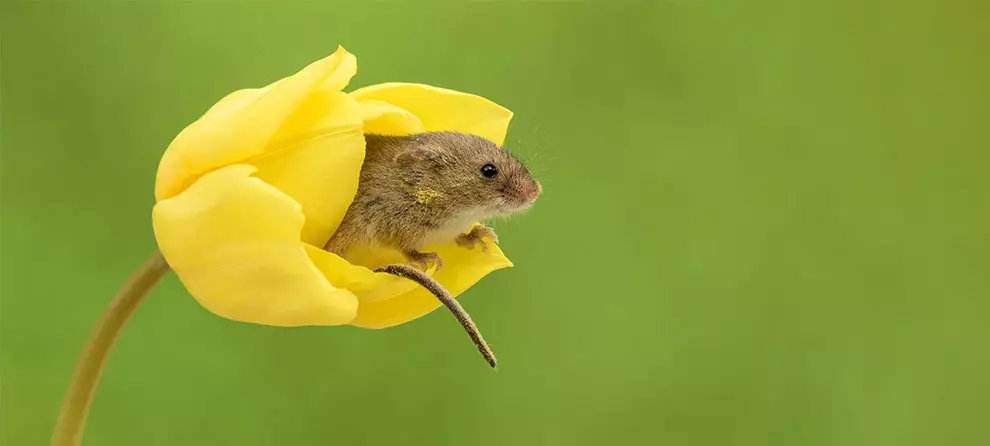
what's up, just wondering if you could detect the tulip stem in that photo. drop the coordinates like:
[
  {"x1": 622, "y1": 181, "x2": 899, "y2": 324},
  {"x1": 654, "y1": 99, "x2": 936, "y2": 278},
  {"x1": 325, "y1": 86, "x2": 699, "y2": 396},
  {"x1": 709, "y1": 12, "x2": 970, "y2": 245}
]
[
  {"x1": 52, "y1": 251, "x2": 170, "y2": 446},
  {"x1": 375, "y1": 264, "x2": 497, "y2": 369},
  {"x1": 51, "y1": 253, "x2": 493, "y2": 445}
]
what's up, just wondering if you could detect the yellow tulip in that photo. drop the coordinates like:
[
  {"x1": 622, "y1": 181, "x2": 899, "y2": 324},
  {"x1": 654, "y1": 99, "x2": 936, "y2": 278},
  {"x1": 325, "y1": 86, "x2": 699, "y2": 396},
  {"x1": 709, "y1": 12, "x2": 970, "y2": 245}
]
[{"x1": 152, "y1": 47, "x2": 515, "y2": 329}]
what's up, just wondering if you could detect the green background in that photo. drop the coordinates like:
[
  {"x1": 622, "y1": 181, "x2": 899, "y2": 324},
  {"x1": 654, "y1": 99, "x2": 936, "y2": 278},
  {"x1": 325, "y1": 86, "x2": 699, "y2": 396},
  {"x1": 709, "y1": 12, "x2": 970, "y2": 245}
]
[{"x1": 2, "y1": 1, "x2": 988, "y2": 445}]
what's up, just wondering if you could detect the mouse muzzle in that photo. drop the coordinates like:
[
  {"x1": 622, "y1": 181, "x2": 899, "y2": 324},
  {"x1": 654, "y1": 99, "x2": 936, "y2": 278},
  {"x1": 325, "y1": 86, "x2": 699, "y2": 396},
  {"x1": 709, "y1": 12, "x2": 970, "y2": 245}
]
[{"x1": 502, "y1": 178, "x2": 541, "y2": 213}]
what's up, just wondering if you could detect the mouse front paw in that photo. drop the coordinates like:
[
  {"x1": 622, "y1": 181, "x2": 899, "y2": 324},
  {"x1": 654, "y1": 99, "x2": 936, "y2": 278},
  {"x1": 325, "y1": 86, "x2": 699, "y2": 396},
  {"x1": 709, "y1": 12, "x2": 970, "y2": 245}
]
[
  {"x1": 403, "y1": 249, "x2": 443, "y2": 271},
  {"x1": 456, "y1": 225, "x2": 499, "y2": 252}
]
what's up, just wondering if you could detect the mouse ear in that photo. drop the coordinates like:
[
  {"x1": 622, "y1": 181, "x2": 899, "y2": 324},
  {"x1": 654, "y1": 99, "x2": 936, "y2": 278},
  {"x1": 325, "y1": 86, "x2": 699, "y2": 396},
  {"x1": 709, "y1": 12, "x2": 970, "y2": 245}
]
[{"x1": 393, "y1": 147, "x2": 450, "y2": 183}]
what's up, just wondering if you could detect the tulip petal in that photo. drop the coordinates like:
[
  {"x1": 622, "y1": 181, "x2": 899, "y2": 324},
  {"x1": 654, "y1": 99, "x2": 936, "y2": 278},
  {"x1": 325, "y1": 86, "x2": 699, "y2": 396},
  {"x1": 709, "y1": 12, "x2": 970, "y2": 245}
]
[
  {"x1": 156, "y1": 47, "x2": 357, "y2": 201},
  {"x1": 250, "y1": 91, "x2": 365, "y2": 248},
  {"x1": 357, "y1": 99, "x2": 425, "y2": 135},
  {"x1": 152, "y1": 164, "x2": 359, "y2": 326},
  {"x1": 197, "y1": 80, "x2": 282, "y2": 122},
  {"x1": 343, "y1": 234, "x2": 514, "y2": 329},
  {"x1": 350, "y1": 83, "x2": 512, "y2": 145},
  {"x1": 303, "y1": 244, "x2": 421, "y2": 303}
]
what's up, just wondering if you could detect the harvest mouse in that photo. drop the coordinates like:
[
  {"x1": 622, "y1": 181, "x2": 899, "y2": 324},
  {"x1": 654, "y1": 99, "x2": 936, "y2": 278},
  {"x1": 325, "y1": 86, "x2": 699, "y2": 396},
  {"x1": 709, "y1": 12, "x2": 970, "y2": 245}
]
[{"x1": 324, "y1": 131, "x2": 541, "y2": 270}]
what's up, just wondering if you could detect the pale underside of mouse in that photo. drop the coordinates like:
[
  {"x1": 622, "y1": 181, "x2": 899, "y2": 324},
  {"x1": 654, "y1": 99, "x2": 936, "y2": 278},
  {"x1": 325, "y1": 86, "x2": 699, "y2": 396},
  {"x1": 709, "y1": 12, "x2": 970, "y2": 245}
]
[{"x1": 324, "y1": 131, "x2": 541, "y2": 270}]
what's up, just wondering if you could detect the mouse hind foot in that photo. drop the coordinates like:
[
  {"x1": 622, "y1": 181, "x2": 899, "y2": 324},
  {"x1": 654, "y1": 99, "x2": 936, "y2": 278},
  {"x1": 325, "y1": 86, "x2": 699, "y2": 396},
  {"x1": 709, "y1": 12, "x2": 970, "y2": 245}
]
[{"x1": 403, "y1": 249, "x2": 443, "y2": 272}]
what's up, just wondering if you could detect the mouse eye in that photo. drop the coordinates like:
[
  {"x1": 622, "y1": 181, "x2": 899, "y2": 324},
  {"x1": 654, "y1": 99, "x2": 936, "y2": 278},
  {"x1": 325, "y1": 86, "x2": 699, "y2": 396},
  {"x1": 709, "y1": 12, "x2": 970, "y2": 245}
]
[{"x1": 480, "y1": 163, "x2": 498, "y2": 179}]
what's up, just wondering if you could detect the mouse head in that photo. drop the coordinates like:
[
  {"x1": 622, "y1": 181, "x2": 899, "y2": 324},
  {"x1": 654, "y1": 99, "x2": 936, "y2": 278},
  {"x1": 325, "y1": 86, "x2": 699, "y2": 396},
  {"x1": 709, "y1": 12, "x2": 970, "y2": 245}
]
[{"x1": 396, "y1": 131, "x2": 541, "y2": 217}]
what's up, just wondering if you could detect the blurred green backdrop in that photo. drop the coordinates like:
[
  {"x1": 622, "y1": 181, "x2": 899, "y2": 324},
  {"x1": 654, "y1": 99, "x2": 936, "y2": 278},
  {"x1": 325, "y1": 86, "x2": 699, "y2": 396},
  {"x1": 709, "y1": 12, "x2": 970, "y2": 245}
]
[{"x1": 2, "y1": 1, "x2": 988, "y2": 445}]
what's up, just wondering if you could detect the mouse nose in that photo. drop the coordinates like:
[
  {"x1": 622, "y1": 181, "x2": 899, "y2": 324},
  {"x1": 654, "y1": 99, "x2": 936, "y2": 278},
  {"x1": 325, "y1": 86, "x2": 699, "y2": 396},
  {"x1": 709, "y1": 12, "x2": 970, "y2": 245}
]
[{"x1": 528, "y1": 181, "x2": 542, "y2": 201}]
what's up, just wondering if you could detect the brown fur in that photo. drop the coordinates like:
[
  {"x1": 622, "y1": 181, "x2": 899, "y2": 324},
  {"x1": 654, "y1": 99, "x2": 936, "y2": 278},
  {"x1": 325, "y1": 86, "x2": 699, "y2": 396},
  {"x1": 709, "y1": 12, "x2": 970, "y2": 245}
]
[{"x1": 325, "y1": 131, "x2": 540, "y2": 267}]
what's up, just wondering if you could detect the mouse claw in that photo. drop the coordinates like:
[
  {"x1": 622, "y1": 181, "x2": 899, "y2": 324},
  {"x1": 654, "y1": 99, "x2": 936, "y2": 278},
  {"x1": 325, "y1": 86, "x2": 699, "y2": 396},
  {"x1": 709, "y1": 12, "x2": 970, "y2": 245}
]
[
  {"x1": 456, "y1": 226, "x2": 499, "y2": 252},
  {"x1": 403, "y1": 250, "x2": 443, "y2": 272}
]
